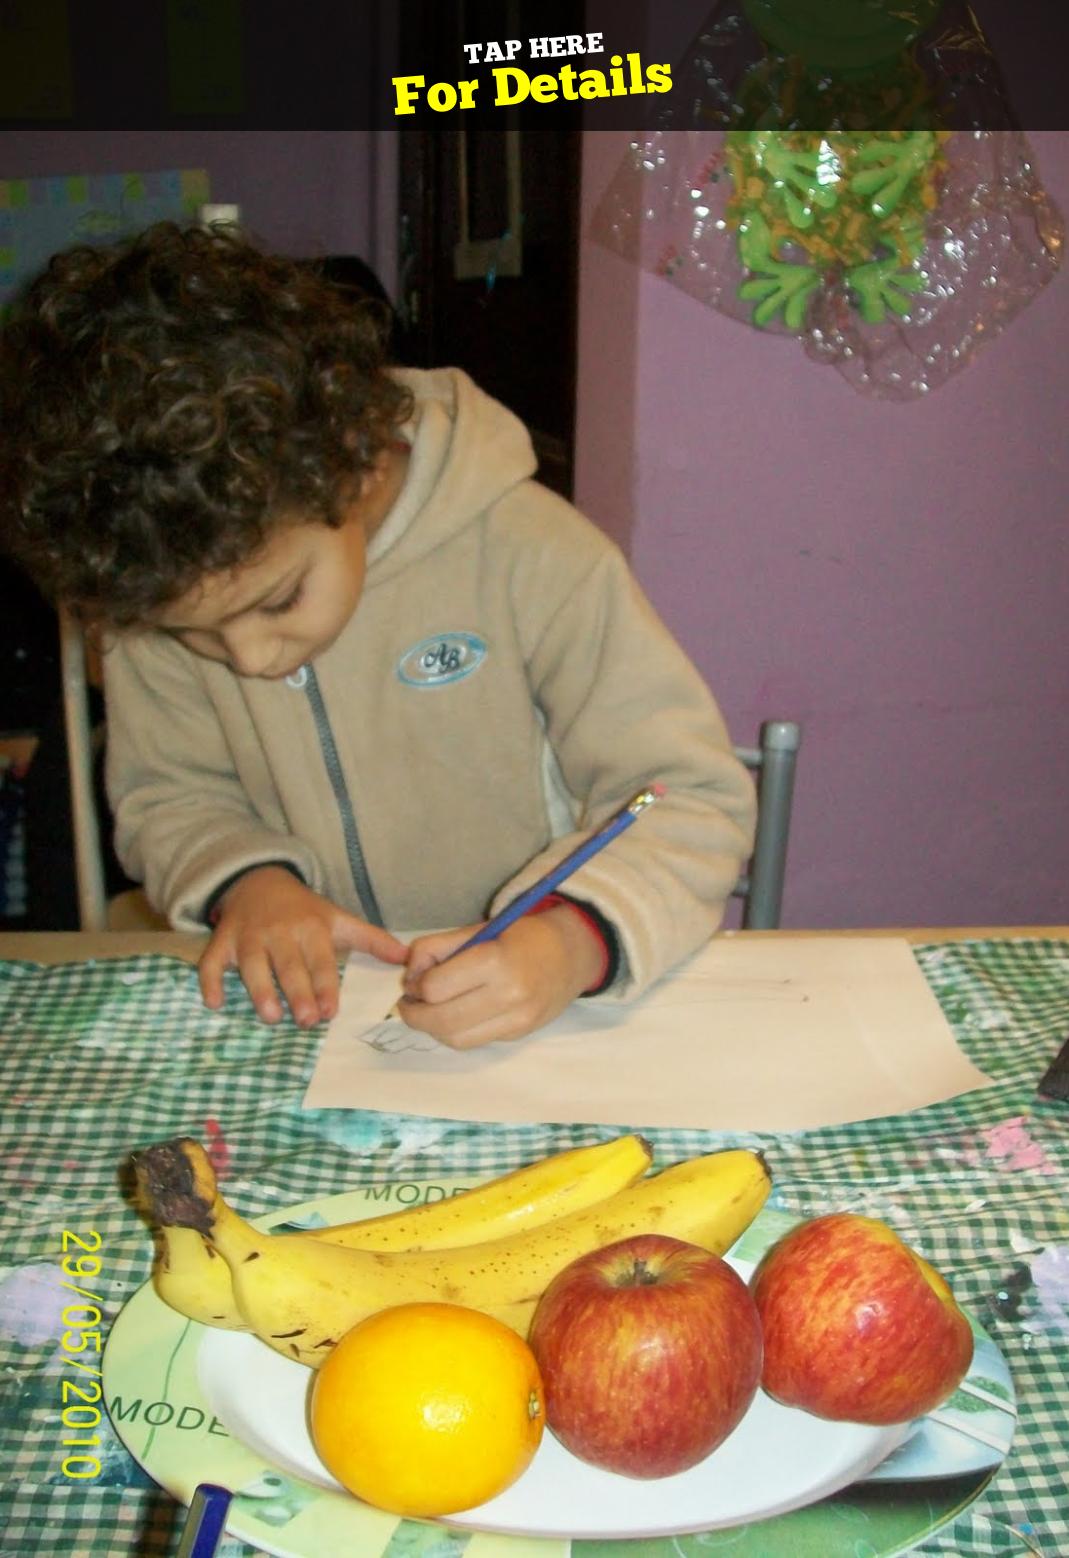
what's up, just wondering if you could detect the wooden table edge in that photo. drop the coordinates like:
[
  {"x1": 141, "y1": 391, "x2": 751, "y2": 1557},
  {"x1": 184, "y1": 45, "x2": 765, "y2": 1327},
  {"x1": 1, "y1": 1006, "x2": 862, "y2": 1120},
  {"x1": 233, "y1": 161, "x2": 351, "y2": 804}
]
[{"x1": 0, "y1": 926, "x2": 1066, "y2": 966}]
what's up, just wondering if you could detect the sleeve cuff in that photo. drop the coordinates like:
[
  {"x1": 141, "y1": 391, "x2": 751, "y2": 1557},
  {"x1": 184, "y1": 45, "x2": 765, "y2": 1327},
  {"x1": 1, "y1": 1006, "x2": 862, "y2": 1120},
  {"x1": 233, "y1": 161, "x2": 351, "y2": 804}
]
[
  {"x1": 523, "y1": 891, "x2": 620, "y2": 996},
  {"x1": 202, "y1": 860, "x2": 306, "y2": 926}
]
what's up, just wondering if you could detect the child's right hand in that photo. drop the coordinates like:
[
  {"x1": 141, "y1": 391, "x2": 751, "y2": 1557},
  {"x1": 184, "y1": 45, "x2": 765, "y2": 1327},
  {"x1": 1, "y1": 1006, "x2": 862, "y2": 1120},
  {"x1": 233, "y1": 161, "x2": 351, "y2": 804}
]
[{"x1": 198, "y1": 865, "x2": 407, "y2": 1029}]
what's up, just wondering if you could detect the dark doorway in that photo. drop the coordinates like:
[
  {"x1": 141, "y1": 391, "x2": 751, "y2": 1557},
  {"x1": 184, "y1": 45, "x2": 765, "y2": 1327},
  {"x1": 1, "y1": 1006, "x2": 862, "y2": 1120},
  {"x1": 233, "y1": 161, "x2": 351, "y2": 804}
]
[{"x1": 397, "y1": 5, "x2": 583, "y2": 498}]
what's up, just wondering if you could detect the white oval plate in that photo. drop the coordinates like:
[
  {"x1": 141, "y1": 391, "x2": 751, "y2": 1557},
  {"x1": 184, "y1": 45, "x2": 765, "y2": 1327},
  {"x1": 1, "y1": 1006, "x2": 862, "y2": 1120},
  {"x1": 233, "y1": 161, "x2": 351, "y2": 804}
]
[
  {"x1": 104, "y1": 1187, "x2": 915, "y2": 1553},
  {"x1": 197, "y1": 1283, "x2": 906, "y2": 1541}
]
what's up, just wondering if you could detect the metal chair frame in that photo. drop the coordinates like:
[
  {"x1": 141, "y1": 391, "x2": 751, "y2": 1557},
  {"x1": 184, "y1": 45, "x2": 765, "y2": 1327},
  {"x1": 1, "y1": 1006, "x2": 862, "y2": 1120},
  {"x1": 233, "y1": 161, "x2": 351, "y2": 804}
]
[
  {"x1": 731, "y1": 720, "x2": 801, "y2": 929},
  {"x1": 60, "y1": 610, "x2": 108, "y2": 931}
]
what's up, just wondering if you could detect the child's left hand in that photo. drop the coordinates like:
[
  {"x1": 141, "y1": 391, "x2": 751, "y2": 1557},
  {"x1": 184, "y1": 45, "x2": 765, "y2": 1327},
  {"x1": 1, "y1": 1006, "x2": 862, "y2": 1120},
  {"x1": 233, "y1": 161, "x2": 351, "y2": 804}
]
[{"x1": 397, "y1": 906, "x2": 606, "y2": 1048}]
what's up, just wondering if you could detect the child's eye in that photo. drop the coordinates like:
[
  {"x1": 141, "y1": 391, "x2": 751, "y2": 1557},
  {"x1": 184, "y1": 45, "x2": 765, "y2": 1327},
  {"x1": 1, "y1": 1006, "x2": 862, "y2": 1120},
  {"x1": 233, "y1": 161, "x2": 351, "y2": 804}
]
[{"x1": 262, "y1": 582, "x2": 305, "y2": 617}]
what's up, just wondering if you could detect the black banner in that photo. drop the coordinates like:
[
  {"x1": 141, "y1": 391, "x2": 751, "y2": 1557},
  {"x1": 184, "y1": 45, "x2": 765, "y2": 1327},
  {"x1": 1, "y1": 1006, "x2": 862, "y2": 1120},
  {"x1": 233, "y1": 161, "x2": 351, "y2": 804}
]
[{"x1": 0, "y1": 1, "x2": 1065, "y2": 132}]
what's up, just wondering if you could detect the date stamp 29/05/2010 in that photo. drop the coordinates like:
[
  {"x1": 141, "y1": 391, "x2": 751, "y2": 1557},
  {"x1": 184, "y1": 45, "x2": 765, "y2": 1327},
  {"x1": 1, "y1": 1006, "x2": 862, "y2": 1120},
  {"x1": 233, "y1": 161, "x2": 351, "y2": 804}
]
[{"x1": 57, "y1": 1230, "x2": 107, "y2": 1480}]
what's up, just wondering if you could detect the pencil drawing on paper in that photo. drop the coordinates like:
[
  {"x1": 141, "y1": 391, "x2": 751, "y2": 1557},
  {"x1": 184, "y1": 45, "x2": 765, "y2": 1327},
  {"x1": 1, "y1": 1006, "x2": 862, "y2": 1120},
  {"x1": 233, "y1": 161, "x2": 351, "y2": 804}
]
[{"x1": 357, "y1": 1021, "x2": 439, "y2": 1055}]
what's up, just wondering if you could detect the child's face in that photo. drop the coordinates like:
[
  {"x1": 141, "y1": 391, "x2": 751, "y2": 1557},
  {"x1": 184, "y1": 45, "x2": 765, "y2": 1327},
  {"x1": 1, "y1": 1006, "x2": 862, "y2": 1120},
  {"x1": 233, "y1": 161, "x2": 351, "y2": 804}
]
[{"x1": 154, "y1": 494, "x2": 371, "y2": 680}]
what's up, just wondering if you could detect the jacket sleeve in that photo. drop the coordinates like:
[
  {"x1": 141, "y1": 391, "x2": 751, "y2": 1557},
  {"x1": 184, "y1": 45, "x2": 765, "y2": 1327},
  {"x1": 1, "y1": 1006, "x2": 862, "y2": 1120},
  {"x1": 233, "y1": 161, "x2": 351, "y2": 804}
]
[
  {"x1": 102, "y1": 632, "x2": 324, "y2": 931},
  {"x1": 490, "y1": 500, "x2": 757, "y2": 999}
]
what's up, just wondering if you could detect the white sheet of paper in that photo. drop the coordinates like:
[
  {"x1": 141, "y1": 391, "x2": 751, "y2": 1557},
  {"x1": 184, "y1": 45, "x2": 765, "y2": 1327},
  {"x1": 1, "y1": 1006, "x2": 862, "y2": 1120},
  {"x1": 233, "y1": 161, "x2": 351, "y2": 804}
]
[{"x1": 302, "y1": 936, "x2": 995, "y2": 1131}]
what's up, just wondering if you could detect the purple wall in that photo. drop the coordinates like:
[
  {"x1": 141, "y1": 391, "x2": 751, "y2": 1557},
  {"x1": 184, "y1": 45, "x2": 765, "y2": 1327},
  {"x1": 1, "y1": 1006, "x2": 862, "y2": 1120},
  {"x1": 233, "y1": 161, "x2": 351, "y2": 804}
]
[{"x1": 576, "y1": 132, "x2": 1069, "y2": 929}]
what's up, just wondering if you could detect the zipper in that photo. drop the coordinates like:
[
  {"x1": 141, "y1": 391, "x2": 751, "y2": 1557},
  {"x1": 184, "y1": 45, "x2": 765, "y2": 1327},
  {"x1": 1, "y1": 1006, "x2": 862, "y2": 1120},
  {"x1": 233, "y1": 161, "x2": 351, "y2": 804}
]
[{"x1": 292, "y1": 664, "x2": 385, "y2": 926}]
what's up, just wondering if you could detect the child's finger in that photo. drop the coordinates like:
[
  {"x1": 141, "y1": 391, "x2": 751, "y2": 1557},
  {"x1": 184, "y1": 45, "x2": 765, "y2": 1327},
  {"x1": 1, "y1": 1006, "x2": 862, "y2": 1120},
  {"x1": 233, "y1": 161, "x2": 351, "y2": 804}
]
[
  {"x1": 269, "y1": 943, "x2": 323, "y2": 1028},
  {"x1": 299, "y1": 928, "x2": 343, "y2": 1020},
  {"x1": 198, "y1": 935, "x2": 234, "y2": 1010},
  {"x1": 406, "y1": 941, "x2": 495, "y2": 1004},
  {"x1": 399, "y1": 977, "x2": 532, "y2": 1048},
  {"x1": 398, "y1": 979, "x2": 493, "y2": 1041},
  {"x1": 332, "y1": 914, "x2": 408, "y2": 964},
  {"x1": 309, "y1": 962, "x2": 342, "y2": 1021},
  {"x1": 402, "y1": 948, "x2": 442, "y2": 987},
  {"x1": 404, "y1": 925, "x2": 485, "y2": 985},
  {"x1": 237, "y1": 946, "x2": 284, "y2": 1023}
]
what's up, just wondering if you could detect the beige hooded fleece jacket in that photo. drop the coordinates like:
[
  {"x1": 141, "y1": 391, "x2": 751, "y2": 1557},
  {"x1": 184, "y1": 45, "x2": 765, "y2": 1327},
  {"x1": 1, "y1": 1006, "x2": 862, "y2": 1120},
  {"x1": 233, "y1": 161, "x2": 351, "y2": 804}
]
[{"x1": 103, "y1": 367, "x2": 756, "y2": 998}]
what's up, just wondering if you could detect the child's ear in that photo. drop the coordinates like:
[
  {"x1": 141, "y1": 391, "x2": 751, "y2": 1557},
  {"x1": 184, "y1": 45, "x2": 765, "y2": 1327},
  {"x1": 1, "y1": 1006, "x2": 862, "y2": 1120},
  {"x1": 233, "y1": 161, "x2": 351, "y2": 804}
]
[
  {"x1": 359, "y1": 449, "x2": 392, "y2": 494},
  {"x1": 340, "y1": 431, "x2": 389, "y2": 489}
]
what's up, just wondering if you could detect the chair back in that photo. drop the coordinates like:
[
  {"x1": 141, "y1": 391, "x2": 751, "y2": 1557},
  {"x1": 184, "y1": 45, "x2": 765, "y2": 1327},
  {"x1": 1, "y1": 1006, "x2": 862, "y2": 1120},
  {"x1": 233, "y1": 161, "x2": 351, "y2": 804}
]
[
  {"x1": 59, "y1": 609, "x2": 108, "y2": 931},
  {"x1": 732, "y1": 720, "x2": 801, "y2": 929}
]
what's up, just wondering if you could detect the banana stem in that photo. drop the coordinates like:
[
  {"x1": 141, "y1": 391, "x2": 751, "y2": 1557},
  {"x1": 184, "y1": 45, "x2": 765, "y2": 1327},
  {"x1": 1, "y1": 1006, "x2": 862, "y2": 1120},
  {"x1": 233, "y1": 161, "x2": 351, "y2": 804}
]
[
  {"x1": 133, "y1": 1138, "x2": 217, "y2": 1232},
  {"x1": 135, "y1": 1138, "x2": 267, "y2": 1265}
]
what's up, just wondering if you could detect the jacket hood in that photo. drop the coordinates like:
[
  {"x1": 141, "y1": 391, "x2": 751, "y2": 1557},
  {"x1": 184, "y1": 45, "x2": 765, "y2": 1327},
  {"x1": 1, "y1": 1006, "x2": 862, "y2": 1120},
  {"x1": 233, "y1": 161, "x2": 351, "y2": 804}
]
[{"x1": 365, "y1": 367, "x2": 538, "y2": 583}]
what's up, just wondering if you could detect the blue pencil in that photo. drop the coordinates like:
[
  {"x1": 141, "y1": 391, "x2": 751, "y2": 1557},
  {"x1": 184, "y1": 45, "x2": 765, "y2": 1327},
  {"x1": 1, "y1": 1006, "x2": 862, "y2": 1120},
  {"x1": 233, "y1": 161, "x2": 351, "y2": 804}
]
[
  {"x1": 176, "y1": 1484, "x2": 232, "y2": 1558},
  {"x1": 386, "y1": 784, "x2": 664, "y2": 1018}
]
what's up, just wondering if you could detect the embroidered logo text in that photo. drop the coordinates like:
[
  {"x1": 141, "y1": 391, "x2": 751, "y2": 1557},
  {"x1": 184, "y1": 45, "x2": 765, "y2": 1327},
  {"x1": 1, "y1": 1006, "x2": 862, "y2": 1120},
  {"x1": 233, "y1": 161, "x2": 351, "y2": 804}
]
[{"x1": 396, "y1": 632, "x2": 488, "y2": 688}]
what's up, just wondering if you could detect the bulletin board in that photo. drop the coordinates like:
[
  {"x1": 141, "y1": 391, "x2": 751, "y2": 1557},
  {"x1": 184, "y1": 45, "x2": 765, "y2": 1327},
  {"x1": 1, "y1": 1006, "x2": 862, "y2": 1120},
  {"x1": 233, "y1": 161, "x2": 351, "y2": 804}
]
[{"x1": 0, "y1": 167, "x2": 210, "y2": 317}]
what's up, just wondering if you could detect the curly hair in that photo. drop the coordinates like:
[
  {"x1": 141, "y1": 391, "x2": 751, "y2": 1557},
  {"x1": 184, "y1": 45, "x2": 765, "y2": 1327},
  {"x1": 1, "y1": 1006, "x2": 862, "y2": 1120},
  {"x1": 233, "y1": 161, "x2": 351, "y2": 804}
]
[{"x1": 0, "y1": 222, "x2": 412, "y2": 625}]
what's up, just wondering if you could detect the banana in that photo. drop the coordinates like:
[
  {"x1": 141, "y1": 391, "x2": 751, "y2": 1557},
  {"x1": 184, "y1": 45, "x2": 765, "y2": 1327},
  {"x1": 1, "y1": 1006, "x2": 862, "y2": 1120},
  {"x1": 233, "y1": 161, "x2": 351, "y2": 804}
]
[
  {"x1": 154, "y1": 1226, "x2": 251, "y2": 1330},
  {"x1": 134, "y1": 1138, "x2": 771, "y2": 1366},
  {"x1": 304, "y1": 1132, "x2": 653, "y2": 1248},
  {"x1": 144, "y1": 1133, "x2": 653, "y2": 1328}
]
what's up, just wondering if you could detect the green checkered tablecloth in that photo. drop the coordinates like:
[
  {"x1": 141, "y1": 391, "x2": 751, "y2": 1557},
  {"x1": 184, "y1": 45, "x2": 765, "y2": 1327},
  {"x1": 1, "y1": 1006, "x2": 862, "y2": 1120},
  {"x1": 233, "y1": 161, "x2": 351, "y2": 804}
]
[{"x1": 0, "y1": 939, "x2": 1066, "y2": 1558}]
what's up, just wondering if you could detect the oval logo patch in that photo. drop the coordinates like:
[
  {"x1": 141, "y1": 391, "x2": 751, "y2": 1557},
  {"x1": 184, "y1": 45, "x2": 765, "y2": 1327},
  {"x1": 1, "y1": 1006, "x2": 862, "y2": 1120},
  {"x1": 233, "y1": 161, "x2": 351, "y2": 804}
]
[{"x1": 397, "y1": 632, "x2": 488, "y2": 688}]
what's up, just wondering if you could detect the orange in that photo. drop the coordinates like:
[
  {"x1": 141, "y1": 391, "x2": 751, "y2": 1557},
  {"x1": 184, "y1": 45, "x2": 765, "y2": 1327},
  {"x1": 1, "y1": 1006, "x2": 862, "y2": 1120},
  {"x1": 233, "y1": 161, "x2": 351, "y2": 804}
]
[{"x1": 309, "y1": 1301, "x2": 545, "y2": 1517}]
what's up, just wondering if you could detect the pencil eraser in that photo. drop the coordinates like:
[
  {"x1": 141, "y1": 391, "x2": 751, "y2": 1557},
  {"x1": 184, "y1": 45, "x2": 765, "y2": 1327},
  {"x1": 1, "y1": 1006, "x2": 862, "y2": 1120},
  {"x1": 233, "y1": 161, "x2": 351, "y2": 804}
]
[{"x1": 651, "y1": 782, "x2": 667, "y2": 798}]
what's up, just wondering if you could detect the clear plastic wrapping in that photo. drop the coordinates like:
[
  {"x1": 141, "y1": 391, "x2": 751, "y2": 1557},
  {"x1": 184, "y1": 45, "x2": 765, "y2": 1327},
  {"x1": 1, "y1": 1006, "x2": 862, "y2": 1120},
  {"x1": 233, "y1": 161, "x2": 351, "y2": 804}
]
[
  {"x1": 646, "y1": 0, "x2": 1023, "y2": 137},
  {"x1": 591, "y1": 0, "x2": 1063, "y2": 399},
  {"x1": 592, "y1": 128, "x2": 1063, "y2": 398}
]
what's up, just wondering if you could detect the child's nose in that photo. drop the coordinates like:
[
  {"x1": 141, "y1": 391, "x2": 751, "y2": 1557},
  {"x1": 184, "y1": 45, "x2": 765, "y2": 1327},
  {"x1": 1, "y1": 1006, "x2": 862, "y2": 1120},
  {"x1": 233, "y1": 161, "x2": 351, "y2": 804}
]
[{"x1": 221, "y1": 624, "x2": 277, "y2": 678}]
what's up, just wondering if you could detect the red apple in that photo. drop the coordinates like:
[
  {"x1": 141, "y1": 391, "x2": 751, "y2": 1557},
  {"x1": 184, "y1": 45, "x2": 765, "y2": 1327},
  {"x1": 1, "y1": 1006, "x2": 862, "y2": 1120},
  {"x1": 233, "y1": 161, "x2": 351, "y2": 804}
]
[
  {"x1": 751, "y1": 1213, "x2": 974, "y2": 1424},
  {"x1": 528, "y1": 1233, "x2": 762, "y2": 1478}
]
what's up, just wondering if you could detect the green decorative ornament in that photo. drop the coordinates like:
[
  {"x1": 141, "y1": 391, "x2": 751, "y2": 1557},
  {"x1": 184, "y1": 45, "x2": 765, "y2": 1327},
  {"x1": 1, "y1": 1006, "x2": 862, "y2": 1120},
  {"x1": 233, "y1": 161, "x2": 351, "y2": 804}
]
[
  {"x1": 750, "y1": 133, "x2": 840, "y2": 229},
  {"x1": 727, "y1": 130, "x2": 944, "y2": 329},
  {"x1": 737, "y1": 211, "x2": 821, "y2": 328},
  {"x1": 741, "y1": 0, "x2": 941, "y2": 73},
  {"x1": 732, "y1": 0, "x2": 940, "y2": 136},
  {"x1": 846, "y1": 228, "x2": 928, "y2": 324},
  {"x1": 851, "y1": 132, "x2": 938, "y2": 218}
]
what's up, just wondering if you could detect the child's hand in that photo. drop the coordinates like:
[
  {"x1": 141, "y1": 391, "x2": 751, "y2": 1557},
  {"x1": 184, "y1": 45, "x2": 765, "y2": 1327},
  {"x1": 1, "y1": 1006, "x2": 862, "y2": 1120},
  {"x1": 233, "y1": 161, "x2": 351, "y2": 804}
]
[
  {"x1": 199, "y1": 865, "x2": 408, "y2": 1028},
  {"x1": 397, "y1": 906, "x2": 606, "y2": 1048}
]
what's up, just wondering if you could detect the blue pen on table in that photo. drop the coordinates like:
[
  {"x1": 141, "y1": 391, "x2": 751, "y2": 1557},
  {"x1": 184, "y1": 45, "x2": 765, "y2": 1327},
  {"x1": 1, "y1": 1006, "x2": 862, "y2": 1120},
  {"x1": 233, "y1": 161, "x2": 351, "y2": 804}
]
[
  {"x1": 385, "y1": 784, "x2": 665, "y2": 1020},
  {"x1": 175, "y1": 1483, "x2": 232, "y2": 1558}
]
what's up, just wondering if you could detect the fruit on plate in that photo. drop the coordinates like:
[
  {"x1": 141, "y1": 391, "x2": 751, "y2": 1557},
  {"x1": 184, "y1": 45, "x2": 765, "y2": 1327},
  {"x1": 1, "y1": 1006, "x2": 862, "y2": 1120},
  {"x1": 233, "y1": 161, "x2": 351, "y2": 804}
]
[
  {"x1": 152, "y1": 1226, "x2": 251, "y2": 1330},
  {"x1": 146, "y1": 1132, "x2": 654, "y2": 1329},
  {"x1": 310, "y1": 1301, "x2": 544, "y2": 1516},
  {"x1": 750, "y1": 1212, "x2": 974, "y2": 1424},
  {"x1": 529, "y1": 1233, "x2": 763, "y2": 1477},
  {"x1": 133, "y1": 1138, "x2": 771, "y2": 1365}
]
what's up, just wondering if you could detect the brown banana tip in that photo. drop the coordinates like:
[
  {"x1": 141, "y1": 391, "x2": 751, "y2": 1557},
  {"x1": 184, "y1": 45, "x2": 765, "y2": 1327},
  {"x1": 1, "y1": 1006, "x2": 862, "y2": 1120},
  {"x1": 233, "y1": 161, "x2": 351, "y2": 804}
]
[
  {"x1": 753, "y1": 1147, "x2": 773, "y2": 1183},
  {"x1": 131, "y1": 1138, "x2": 215, "y2": 1235}
]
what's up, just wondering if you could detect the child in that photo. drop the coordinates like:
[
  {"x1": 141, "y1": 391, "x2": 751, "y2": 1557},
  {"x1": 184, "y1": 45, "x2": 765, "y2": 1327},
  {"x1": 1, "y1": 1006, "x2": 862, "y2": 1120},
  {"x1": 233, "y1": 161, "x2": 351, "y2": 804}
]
[{"x1": 0, "y1": 223, "x2": 756, "y2": 1047}]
